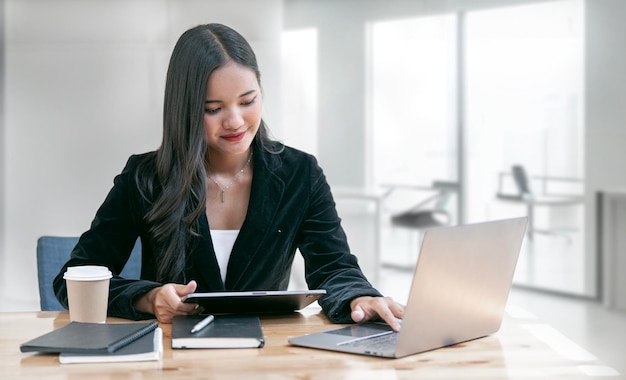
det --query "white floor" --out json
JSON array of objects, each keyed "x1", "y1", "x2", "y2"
[{"x1": 509, "y1": 288, "x2": 626, "y2": 377}]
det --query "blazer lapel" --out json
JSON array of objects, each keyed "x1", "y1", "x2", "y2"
[{"x1": 226, "y1": 147, "x2": 285, "y2": 289}]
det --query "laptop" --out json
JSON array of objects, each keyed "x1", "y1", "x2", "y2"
[{"x1": 288, "y1": 217, "x2": 527, "y2": 358}]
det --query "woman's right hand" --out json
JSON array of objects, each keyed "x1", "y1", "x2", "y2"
[{"x1": 133, "y1": 280, "x2": 199, "y2": 323}]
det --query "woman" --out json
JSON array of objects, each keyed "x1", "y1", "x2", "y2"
[{"x1": 53, "y1": 23, "x2": 403, "y2": 330}]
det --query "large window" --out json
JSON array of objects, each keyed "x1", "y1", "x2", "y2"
[
  {"x1": 465, "y1": 1, "x2": 585, "y2": 295},
  {"x1": 369, "y1": 0, "x2": 586, "y2": 296},
  {"x1": 369, "y1": 15, "x2": 457, "y2": 187}
]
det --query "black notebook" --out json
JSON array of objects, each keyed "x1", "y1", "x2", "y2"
[
  {"x1": 59, "y1": 328, "x2": 163, "y2": 364},
  {"x1": 20, "y1": 320, "x2": 158, "y2": 354},
  {"x1": 171, "y1": 315, "x2": 265, "y2": 349}
]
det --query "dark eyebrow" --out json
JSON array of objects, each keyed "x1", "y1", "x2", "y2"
[{"x1": 205, "y1": 89, "x2": 256, "y2": 104}]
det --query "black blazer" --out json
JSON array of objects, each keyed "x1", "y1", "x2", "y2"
[{"x1": 53, "y1": 142, "x2": 381, "y2": 322}]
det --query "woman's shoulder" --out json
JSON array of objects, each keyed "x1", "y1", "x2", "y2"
[
  {"x1": 112, "y1": 151, "x2": 159, "y2": 191},
  {"x1": 258, "y1": 142, "x2": 319, "y2": 172},
  {"x1": 121, "y1": 151, "x2": 158, "y2": 173},
  {"x1": 112, "y1": 151, "x2": 160, "y2": 200},
  {"x1": 257, "y1": 139, "x2": 315, "y2": 161},
  {"x1": 279, "y1": 144, "x2": 316, "y2": 161}
]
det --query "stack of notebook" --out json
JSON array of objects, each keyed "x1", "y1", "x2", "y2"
[{"x1": 20, "y1": 320, "x2": 162, "y2": 364}]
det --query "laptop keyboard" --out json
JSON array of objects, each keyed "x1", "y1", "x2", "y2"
[{"x1": 338, "y1": 331, "x2": 398, "y2": 351}]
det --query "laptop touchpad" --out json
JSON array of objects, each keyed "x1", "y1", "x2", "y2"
[{"x1": 327, "y1": 323, "x2": 392, "y2": 338}]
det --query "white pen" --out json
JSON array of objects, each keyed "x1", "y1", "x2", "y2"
[{"x1": 190, "y1": 314, "x2": 215, "y2": 334}]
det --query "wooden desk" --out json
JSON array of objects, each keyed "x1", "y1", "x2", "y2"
[{"x1": 1, "y1": 307, "x2": 618, "y2": 379}]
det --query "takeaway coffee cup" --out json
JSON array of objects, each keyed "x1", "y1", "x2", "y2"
[{"x1": 63, "y1": 265, "x2": 112, "y2": 323}]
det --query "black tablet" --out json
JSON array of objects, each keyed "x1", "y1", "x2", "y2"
[{"x1": 181, "y1": 289, "x2": 327, "y2": 314}]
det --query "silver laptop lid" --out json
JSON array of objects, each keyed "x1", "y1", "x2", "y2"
[{"x1": 395, "y1": 216, "x2": 527, "y2": 357}]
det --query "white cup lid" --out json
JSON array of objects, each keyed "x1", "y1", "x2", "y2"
[{"x1": 63, "y1": 265, "x2": 112, "y2": 281}]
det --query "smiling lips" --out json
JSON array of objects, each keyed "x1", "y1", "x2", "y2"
[{"x1": 222, "y1": 131, "x2": 246, "y2": 142}]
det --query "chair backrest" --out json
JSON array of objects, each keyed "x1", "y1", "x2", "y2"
[
  {"x1": 512, "y1": 165, "x2": 532, "y2": 197},
  {"x1": 433, "y1": 190, "x2": 452, "y2": 211},
  {"x1": 36, "y1": 236, "x2": 142, "y2": 311}
]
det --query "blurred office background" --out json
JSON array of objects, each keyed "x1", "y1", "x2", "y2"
[{"x1": 0, "y1": 0, "x2": 625, "y2": 315}]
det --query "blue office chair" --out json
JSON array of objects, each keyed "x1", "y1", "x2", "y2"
[{"x1": 36, "y1": 236, "x2": 142, "y2": 311}]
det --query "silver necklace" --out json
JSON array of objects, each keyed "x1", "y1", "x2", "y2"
[{"x1": 207, "y1": 152, "x2": 252, "y2": 203}]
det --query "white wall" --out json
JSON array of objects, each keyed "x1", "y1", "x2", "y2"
[
  {"x1": 0, "y1": 0, "x2": 5, "y2": 293},
  {"x1": 0, "y1": 0, "x2": 282, "y2": 310},
  {"x1": 585, "y1": 0, "x2": 626, "y2": 296}
]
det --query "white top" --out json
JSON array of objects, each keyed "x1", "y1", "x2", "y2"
[{"x1": 210, "y1": 230, "x2": 239, "y2": 283}]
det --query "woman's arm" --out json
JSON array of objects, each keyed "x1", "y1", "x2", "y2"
[
  {"x1": 52, "y1": 154, "x2": 162, "y2": 320},
  {"x1": 297, "y1": 155, "x2": 403, "y2": 324}
]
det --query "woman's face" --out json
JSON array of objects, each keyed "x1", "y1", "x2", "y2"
[{"x1": 203, "y1": 61, "x2": 262, "y2": 157}]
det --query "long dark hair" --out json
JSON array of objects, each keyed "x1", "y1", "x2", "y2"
[{"x1": 137, "y1": 23, "x2": 276, "y2": 282}]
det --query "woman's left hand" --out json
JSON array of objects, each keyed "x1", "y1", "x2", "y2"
[{"x1": 350, "y1": 296, "x2": 404, "y2": 332}]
